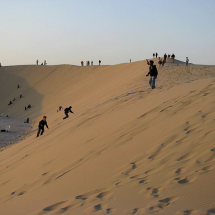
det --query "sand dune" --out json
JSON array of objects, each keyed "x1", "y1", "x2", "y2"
[{"x1": 0, "y1": 60, "x2": 215, "y2": 215}]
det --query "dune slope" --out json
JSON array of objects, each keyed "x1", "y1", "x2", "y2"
[{"x1": 0, "y1": 60, "x2": 215, "y2": 215}]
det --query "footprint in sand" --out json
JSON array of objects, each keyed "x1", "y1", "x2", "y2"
[{"x1": 147, "y1": 196, "x2": 178, "y2": 212}]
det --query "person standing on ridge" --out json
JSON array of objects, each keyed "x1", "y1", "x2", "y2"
[
  {"x1": 63, "y1": 106, "x2": 74, "y2": 120},
  {"x1": 99, "y1": 60, "x2": 101, "y2": 65},
  {"x1": 37, "y1": 116, "x2": 49, "y2": 137},
  {"x1": 186, "y1": 57, "x2": 189, "y2": 66},
  {"x1": 146, "y1": 60, "x2": 158, "y2": 89},
  {"x1": 156, "y1": 52, "x2": 158, "y2": 58},
  {"x1": 36, "y1": 59, "x2": 39, "y2": 65}
]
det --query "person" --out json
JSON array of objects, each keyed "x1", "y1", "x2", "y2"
[
  {"x1": 37, "y1": 116, "x2": 49, "y2": 137},
  {"x1": 186, "y1": 57, "x2": 189, "y2": 66},
  {"x1": 156, "y1": 52, "x2": 158, "y2": 58},
  {"x1": 59, "y1": 106, "x2": 63, "y2": 111},
  {"x1": 164, "y1": 53, "x2": 167, "y2": 62},
  {"x1": 28, "y1": 104, "x2": 31, "y2": 108},
  {"x1": 153, "y1": 53, "x2": 155, "y2": 58},
  {"x1": 91, "y1": 61, "x2": 93, "y2": 66},
  {"x1": 41, "y1": 62, "x2": 43, "y2": 65},
  {"x1": 81, "y1": 61, "x2": 84, "y2": 66},
  {"x1": 17, "y1": 84, "x2": 20, "y2": 89},
  {"x1": 63, "y1": 106, "x2": 74, "y2": 120},
  {"x1": 20, "y1": 94, "x2": 22, "y2": 98},
  {"x1": 0, "y1": 62, "x2": 1, "y2": 67},
  {"x1": 146, "y1": 60, "x2": 158, "y2": 89},
  {"x1": 8, "y1": 101, "x2": 12, "y2": 105},
  {"x1": 158, "y1": 58, "x2": 162, "y2": 68},
  {"x1": 99, "y1": 60, "x2": 101, "y2": 65},
  {"x1": 25, "y1": 106, "x2": 27, "y2": 111},
  {"x1": 36, "y1": 59, "x2": 39, "y2": 65},
  {"x1": 130, "y1": 59, "x2": 131, "y2": 63},
  {"x1": 162, "y1": 59, "x2": 165, "y2": 67},
  {"x1": 171, "y1": 54, "x2": 175, "y2": 63},
  {"x1": 44, "y1": 60, "x2": 47, "y2": 65}
]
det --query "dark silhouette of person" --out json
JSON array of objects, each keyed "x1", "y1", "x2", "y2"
[
  {"x1": 36, "y1": 60, "x2": 39, "y2": 65},
  {"x1": 20, "y1": 94, "x2": 22, "y2": 98},
  {"x1": 59, "y1": 106, "x2": 63, "y2": 111},
  {"x1": 41, "y1": 63, "x2": 43, "y2": 65},
  {"x1": 164, "y1": 53, "x2": 167, "y2": 62},
  {"x1": 37, "y1": 116, "x2": 49, "y2": 137},
  {"x1": 99, "y1": 60, "x2": 101, "y2": 65},
  {"x1": 153, "y1": 53, "x2": 155, "y2": 58},
  {"x1": 25, "y1": 106, "x2": 27, "y2": 111},
  {"x1": 146, "y1": 60, "x2": 158, "y2": 89},
  {"x1": 63, "y1": 106, "x2": 74, "y2": 120},
  {"x1": 28, "y1": 104, "x2": 31, "y2": 108},
  {"x1": 156, "y1": 52, "x2": 158, "y2": 58},
  {"x1": 17, "y1": 84, "x2": 20, "y2": 89},
  {"x1": 171, "y1": 54, "x2": 175, "y2": 63},
  {"x1": 8, "y1": 101, "x2": 12, "y2": 105}
]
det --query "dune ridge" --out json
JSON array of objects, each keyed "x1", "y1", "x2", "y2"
[{"x1": 0, "y1": 60, "x2": 215, "y2": 215}]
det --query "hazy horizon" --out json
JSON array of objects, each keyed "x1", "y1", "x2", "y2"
[{"x1": 1, "y1": 0, "x2": 215, "y2": 66}]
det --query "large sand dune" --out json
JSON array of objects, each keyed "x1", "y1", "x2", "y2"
[{"x1": 0, "y1": 60, "x2": 215, "y2": 215}]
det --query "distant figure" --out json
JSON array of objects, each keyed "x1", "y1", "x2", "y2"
[
  {"x1": 63, "y1": 106, "x2": 74, "y2": 120},
  {"x1": 44, "y1": 60, "x2": 47, "y2": 65},
  {"x1": 37, "y1": 116, "x2": 49, "y2": 137},
  {"x1": 158, "y1": 58, "x2": 162, "y2": 68},
  {"x1": 99, "y1": 60, "x2": 101, "y2": 65},
  {"x1": 168, "y1": 54, "x2": 170, "y2": 59},
  {"x1": 146, "y1": 60, "x2": 158, "y2": 89},
  {"x1": 17, "y1": 84, "x2": 20, "y2": 89},
  {"x1": 20, "y1": 94, "x2": 22, "y2": 98},
  {"x1": 41, "y1": 63, "x2": 43, "y2": 65},
  {"x1": 91, "y1": 61, "x2": 93, "y2": 66},
  {"x1": 25, "y1": 106, "x2": 27, "y2": 111},
  {"x1": 59, "y1": 106, "x2": 63, "y2": 111},
  {"x1": 36, "y1": 59, "x2": 39, "y2": 65},
  {"x1": 164, "y1": 53, "x2": 167, "y2": 62},
  {"x1": 171, "y1": 54, "x2": 175, "y2": 63},
  {"x1": 146, "y1": 59, "x2": 150, "y2": 65},
  {"x1": 81, "y1": 61, "x2": 84, "y2": 66},
  {"x1": 186, "y1": 57, "x2": 189, "y2": 66},
  {"x1": 130, "y1": 59, "x2": 131, "y2": 63},
  {"x1": 156, "y1": 53, "x2": 158, "y2": 58},
  {"x1": 162, "y1": 60, "x2": 165, "y2": 67},
  {"x1": 28, "y1": 104, "x2": 31, "y2": 108},
  {"x1": 153, "y1": 53, "x2": 155, "y2": 58},
  {"x1": 8, "y1": 101, "x2": 12, "y2": 105},
  {"x1": 0, "y1": 62, "x2": 1, "y2": 67},
  {"x1": 12, "y1": 97, "x2": 16, "y2": 101},
  {"x1": 24, "y1": 118, "x2": 30, "y2": 123}
]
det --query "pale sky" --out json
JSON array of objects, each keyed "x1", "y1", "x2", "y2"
[{"x1": 1, "y1": 0, "x2": 215, "y2": 66}]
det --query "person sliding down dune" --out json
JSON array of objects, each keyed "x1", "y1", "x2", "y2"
[
  {"x1": 37, "y1": 116, "x2": 49, "y2": 137},
  {"x1": 63, "y1": 106, "x2": 74, "y2": 120}
]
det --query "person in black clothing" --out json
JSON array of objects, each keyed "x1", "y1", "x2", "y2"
[
  {"x1": 146, "y1": 60, "x2": 158, "y2": 89},
  {"x1": 63, "y1": 106, "x2": 74, "y2": 120},
  {"x1": 156, "y1": 52, "x2": 158, "y2": 58},
  {"x1": 99, "y1": 60, "x2": 101, "y2": 65},
  {"x1": 37, "y1": 116, "x2": 49, "y2": 137},
  {"x1": 8, "y1": 101, "x2": 12, "y2": 105}
]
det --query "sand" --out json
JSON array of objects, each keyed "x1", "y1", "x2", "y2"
[{"x1": 0, "y1": 59, "x2": 215, "y2": 215}]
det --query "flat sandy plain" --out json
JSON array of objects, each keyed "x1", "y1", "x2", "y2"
[{"x1": 0, "y1": 59, "x2": 215, "y2": 215}]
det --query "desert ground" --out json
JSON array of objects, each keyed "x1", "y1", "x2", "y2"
[{"x1": 0, "y1": 59, "x2": 215, "y2": 215}]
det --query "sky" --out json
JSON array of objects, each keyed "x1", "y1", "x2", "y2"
[{"x1": 1, "y1": 0, "x2": 215, "y2": 66}]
